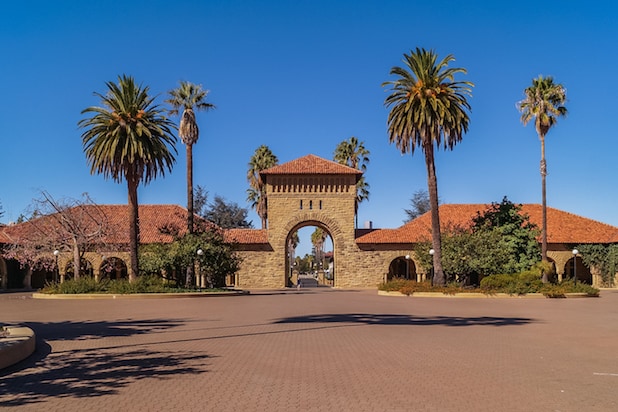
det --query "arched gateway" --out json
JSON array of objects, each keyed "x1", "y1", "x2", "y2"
[{"x1": 227, "y1": 155, "x2": 420, "y2": 289}]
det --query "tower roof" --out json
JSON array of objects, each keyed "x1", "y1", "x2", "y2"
[{"x1": 261, "y1": 154, "x2": 362, "y2": 176}]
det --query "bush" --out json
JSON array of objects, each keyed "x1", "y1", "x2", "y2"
[
  {"x1": 40, "y1": 275, "x2": 226, "y2": 294},
  {"x1": 541, "y1": 282, "x2": 600, "y2": 298}
]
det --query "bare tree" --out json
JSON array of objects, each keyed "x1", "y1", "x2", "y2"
[{"x1": 2, "y1": 192, "x2": 114, "y2": 280}]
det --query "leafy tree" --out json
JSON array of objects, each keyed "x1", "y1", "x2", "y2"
[
  {"x1": 413, "y1": 198, "x2": 540, "y2": 283},
  {"x1": 80, "y1": 75, "x2": 177, "y2": 281},
  {"x1": 518, "y1": 75, "x2": 567, "y2": 264},
  {"x1": 193, "y1": 185, "x2": 209, "y2": 218},
  {"x1": 333, "y1": 136, "x2": 370, "y2": 227},
  {"x1": 204, "y1": 195, "x2": 252, "y2": 229},
  {"x1": 404, "y1": 189, "x2": 438, "y2": 222},
  {"x1": 383, "y1": 48, "x2": 473, "y2": 285},
  {"x1": 140, "y1": 229, "x2": 240, "y2": 288},
  {"x1": 471, "y1": 197, "x2": 540, "y2": 275},
  {"x1": 166, "y1": 81, "x2": 215, "y2": 233},
  {"x1": 247, "y1": 145, "x2": 278, "y2": 229}
]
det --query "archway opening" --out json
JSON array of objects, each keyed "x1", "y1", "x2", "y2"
[
  {"x1": 564, "y1": 256, "x2": 592, "y2": 284},
  {"x1": 286, "y1": 224, "x2": 333, "y2": 288},
  {"x1": 100, "y1": 257, "x2": 128, "y2": 280},
  {"x1": 388, "y1": 256, "x2": 417, "y2": 281},
  {"x1": 64, "y1": 258, "x2": 94, "y2": 280}
]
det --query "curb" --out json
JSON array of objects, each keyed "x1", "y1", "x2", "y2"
[
  {"x1": 32, "y1": 290, "x2": 250, "y2": 299},
  {"x1": 0, "y1": 325, "x2": 36, "y2": 370},
  {"x1": 378, "y1": 291, "x2": 597, "y2": 298}
]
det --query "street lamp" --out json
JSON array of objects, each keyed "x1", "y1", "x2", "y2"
[
  {"x1": 429, "y1": 249, "x2": 435, "y2": 285},
  {"x1": 53, "y1": 250, "x2": 59, "y2": 283},
  {"x1": 405, "y1": 254, "x2": 410, "y2": 280},
  {"x1": 572, "y1": 248, "x2": 578, "y2": 285},
  {"x1": 197, "y1": 249, "x2": 204, "y2": 288}
]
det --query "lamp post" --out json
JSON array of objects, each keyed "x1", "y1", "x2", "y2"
[
  {"x1": 197, "y1": 249, "x2": 204, "y2": 288},
  {"x1": 572, "y1": 248, "x2": 578, "y2": 286},
  {"x1": 53, "y1": 250, "x2": 59, "y2": 283},
  {"x1": 405, "y1": 254, "x2": 410, "y2": 280},
  {"x1": 429, "y1": 249, "x2": 435, "y2": 285}
]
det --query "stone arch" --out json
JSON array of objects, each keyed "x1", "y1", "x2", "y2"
[
  {"x1": 281, "y1": 212, "x2": 344, "y2": 287},
  {"x1": 64, "y1": 258, "x2": 94, "y2": 280},
  {"x1": 388, "y1": 256, "x2": 417, "y2": 281},
  {"x1": 99, "y1": 256, "x2": 128, "y2": 280},
  {"x1": 564, "y1": 255, "x2": 592, "y2": 284}
]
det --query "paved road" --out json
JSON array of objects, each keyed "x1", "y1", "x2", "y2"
[{"x1": 1, "y1": 289, "x2": 617, "y2": 411}]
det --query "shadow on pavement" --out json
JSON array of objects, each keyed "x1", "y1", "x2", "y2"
[
  {"x1": 0, "y1": 318, "x2": 209, "y2": 407},
  {"x1": 273, "y1": 313, "x2": 534, "y2": 327}
]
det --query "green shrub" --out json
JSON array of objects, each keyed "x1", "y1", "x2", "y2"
[
  {"x1": 40, "y1": 275, "x2": 225, "y2": 294},
  {"x1": 541, "y1": 282, "x2": 600, "y2": 298},
  {"x1": 480, "y1": 274, "x2": 518, "y2": 291}
]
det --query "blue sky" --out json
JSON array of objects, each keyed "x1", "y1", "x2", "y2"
[{"x1": 2, "y1": 1, "x2": 617, "y2": 257}]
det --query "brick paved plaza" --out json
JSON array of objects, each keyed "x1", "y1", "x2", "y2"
[{"x1": 1, "y1": 289, "x2": 617, "y2": 411}]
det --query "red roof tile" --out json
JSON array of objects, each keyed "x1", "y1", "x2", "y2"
[
  {"x1": 261, "y1": 154, "x2": 362, "y2": 176},
  {"x1": 356, "y1": 204, "x2": 618, "y2": 245},
  {"x1": 1, "y1": 205, "x2": 205, "y2": 245},
  {"x1": 224, "y1": 229, "x2": 268, "y2": 244}
]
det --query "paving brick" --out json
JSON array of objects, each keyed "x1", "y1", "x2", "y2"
[{"x1": 0, "y1": 290, "x2": 617, "y2": 411}]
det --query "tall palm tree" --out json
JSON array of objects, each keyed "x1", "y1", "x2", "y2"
[
  {"x1": 382, "y1": 48, "x2": 473, "y2": 286},
  {"x1": 247, "y1": 145, "x2": 278, "y2": 229},
  {"x1": 334, "y1": 136, "x2": 370, "y2": 227},
  {"x1": 166, "y1": 81, "x2": 215, "y2": 233},
  {"x1": 80, "y1": 75, "x2": 177, "y2": 281},
  {"x1": 518, "y1": 75, "x2": 567, "y2": 268},
  {"x1": 311, "y1": 227, "x2": 327, "y2": 268}
]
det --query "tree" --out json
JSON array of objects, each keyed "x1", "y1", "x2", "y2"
[
  {"x1": 2, "y1": 192, "x2": 114, "y2": 281},
  {"x1": 247, "y1": 145, "x2": 278, "y2": 229},
  {"x1": 166, "y1": 81, "x2": 215, "y2": 234},
  {"x1": 0, "y1": 201, "x2": 4, "y2": 221},
  {"x1": 80, "y1": 75, "x2": 177, "y2": 282},
  {"x1": 413, "y1": 198, "x2": 540, "y2": 283},
  {"x1": 193, "y1": 185, "x2": 209, "y2": 218},
  {"x1": 383, "y1": 48, "x2": 473, "y2": 285},
  {"x1": 333, "y1": 136, "x2": 370, "y2": 227},
  {"x1": 204, "y1": 195, "x2": 252, "y2": 229},
  {"x1": 311, "y1": 227, "x2": 327, "y2": 269},
  {"x1": 518, "y1": 75, "x2": 567, "y2": 265},
  {"x1": 404, "y1": 189, "x2": 438, "y2": 222},
  {"x1": 471, "y1": 197, "x2": 540, "y2": 275},
  {"x1": 140, "y1": 229, "x2": 240, "y2": 289}
]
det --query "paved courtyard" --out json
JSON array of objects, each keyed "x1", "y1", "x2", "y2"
[{"x1": 1, "y1": 288, "x2": 617, "y2": 411}]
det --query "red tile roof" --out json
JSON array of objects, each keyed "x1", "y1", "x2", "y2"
[
  {"x1": 224, "y1": 229, "x2": 268, "y2": 244},
  {"x1": 261, "y1": 154, "x2": 363, "y2": 176},
  {"x1": 0, "y1": 205, "x2": 202, "y2": 245},
  {"x1": 356, "y1": 204, "x2": 618, "y2": 245}
]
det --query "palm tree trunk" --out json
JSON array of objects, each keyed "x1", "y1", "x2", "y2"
[
  {"x1": 72, "y1": 239, "x2": 81, "y2": 279},
  {"x1": 187, "y1": 143, "x2": 194, "y2": 234},
  {"x1": 127, "y1": 176, "x2": 140, "y2": 283},
  {"x1": 424, "y1": 143, "x2": 445, "y2": 285},
  {"x1": 540, "y1": 135, "x2": 549, "y2": 282}
]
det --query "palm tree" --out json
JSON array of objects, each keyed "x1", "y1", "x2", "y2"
[
  {"x1": 166, "y1": 81, "x2": 215, "y2": 234},
  {"x1": 518, "y1": 75, "x2": 567, "y2": 269},
  {"x1": 80, "y1": 75, "x2": 177, "y2": 281},
  {"x1": 334, "y1": 136, "x2": 370, "y2": 227},
  {"x1": 382, "y1": 48, "x2": 473, "y2": 286},
  {"x1": 311, "y1": 227, "x2": 327, "y2": 270},
  {"x1": 247, "y1": 145, "x2": 278, "y2": 229}
]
